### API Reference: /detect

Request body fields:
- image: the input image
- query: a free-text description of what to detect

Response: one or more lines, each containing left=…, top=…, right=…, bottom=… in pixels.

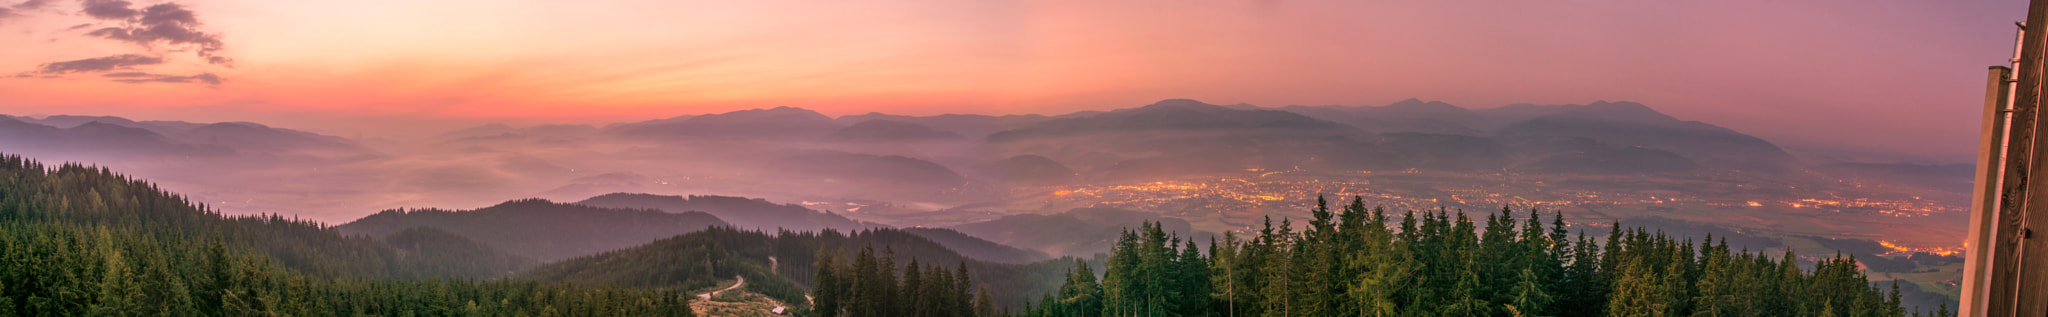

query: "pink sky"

left=0, top=0, right=2024, bottom=162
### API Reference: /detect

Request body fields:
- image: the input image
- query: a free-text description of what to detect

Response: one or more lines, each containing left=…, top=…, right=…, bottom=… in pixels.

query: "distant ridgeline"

left=1013, top=197, right=1949, bottom=317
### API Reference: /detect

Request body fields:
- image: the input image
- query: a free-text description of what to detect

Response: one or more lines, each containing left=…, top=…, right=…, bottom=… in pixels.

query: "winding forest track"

left=699, top=276, right=745, bottom=301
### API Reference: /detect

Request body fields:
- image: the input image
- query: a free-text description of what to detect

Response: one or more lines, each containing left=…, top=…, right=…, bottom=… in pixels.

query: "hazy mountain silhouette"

left=835, top=113, right=1051, bottom=139
left=336, top=198, right=728, bottom=262
left=901, top=227, right=1052, bottom=264
left=576, top=193, right=882, bottom=233
left=1269, top=99, right=1797, bottom=173
left=992, top=155, right=1076, bottom=186
left=1517, top=140, right=1703, bottom=174
left=0, top=114, right=382, bottom=160
left=173, top=122, right=366, bottom=154
left=1366, top=132, right=1515, bottom=170
left=0, top=117, right=231, bottom=158
left=990, top=99, right=1373, bottom=181
left=610, top=106, right=842, bottom=140
left=1282, top=98, right=1488, bottom=135
left=28, top=115, right=206, bottom=135
left=775, top=150, right=970, bottom=188
left=828, top=119, right=964, bottom=141
left=948, top=207, right=1214, bottom=257
left=989, top=99, right=1358, bottom=142
left=1497, top=101, right=1797, bottom=171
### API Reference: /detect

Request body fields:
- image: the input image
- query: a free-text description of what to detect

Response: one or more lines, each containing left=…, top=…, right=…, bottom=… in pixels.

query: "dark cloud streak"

left=80, top=0, right=134, bottom=19
left=33, top=54, right=162, bottom=74
left=108, top=72, right=218, bottom=85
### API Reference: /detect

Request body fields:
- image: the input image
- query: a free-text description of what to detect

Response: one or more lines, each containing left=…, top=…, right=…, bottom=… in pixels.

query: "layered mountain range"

left=0, top=98, right=1968, bottom=239
left=0, top=99, right=1813, bottom=185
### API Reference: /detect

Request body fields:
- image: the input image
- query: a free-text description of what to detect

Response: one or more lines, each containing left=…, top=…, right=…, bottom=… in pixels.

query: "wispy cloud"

left=107, top=72, right=218, bottom=85
left=33, top=54, right=162, bottom=74
left=6, top=0, right=231, bottom=84
left=79, top=0, right=228, bottom=65
left=0, top=0, right=54, bottom=22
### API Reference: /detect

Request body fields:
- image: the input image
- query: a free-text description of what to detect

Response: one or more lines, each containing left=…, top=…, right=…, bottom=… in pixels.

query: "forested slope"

left=0, top=154, right=696, bottom=316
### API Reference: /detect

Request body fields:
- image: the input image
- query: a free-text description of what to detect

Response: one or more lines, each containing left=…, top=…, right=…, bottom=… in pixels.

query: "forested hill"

left=0, top=156, right=526, bottom=280
left=337, top=198, right=728, bottom=262
left=0, top=154, right=697, bottom=316
left=521, top=226, right=1073, bottom=310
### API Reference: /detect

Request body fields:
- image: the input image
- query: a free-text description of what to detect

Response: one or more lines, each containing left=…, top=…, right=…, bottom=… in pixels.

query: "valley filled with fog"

left=0, top=98, right=1972, bottom=251
left=0, top=97, right=1978, bottom=311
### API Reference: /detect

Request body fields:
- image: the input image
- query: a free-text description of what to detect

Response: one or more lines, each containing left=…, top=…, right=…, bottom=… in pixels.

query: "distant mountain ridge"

left=609, top=106, right=843, bottom=140
left=949, top=207, right=1215, bottom=257
left=576, top=192, right=880, bottom=233
left=0, top=117, right=230, bottom=158
left=901, top=227, right=1052, bottom=264
left=0, top=114, right=372, bottom=159
left=988, top=99, right=1360, bottom=142
left=829, top=119, right=964, bottom=141
left=1274, top=99, right=1798, bottom=172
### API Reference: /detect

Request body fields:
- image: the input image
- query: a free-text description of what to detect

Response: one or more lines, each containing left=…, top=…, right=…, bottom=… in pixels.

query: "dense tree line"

left=771, top=228, right=1071, bottom=308
left=0, top=156, right=532, bottom=280
left=810, top=244, right=1006, bottom=317
left=1020, top=196, right=1951, bottom=317
left=0, top=154, right=695, bottom=316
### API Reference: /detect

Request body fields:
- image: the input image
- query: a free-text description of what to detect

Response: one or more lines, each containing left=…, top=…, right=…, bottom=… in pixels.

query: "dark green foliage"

left=381, top=227, right=538, bottom=278
left=0, top=154, right=693, bottom=316
left=0, top=155, right=529, bottom=280
left=807, top=244, right=1007, bottom=317
left=1021, top=196, right=1917, bottom=317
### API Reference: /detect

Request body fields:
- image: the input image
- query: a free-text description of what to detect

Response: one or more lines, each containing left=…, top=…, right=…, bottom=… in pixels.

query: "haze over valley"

left=0, top=98, right=1973, bottom=263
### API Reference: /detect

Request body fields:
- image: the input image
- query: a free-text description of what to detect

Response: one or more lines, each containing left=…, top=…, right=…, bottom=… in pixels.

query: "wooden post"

left=1962, top=65, right=2010, bottom=317
left=1991, top=0, right=2048, bottom=315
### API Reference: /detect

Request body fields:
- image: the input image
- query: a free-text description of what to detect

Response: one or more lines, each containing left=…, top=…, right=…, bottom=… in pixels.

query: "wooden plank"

left=1961, top=65, right=2009, bottom=317
left=1989, top=0, right=2048, bottom=315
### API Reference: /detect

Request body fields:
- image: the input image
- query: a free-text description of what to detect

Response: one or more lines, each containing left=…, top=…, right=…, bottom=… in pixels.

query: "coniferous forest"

left=1012, top=197, right=1951, bottom=317
left=0, top=155, right=695, bottom=316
